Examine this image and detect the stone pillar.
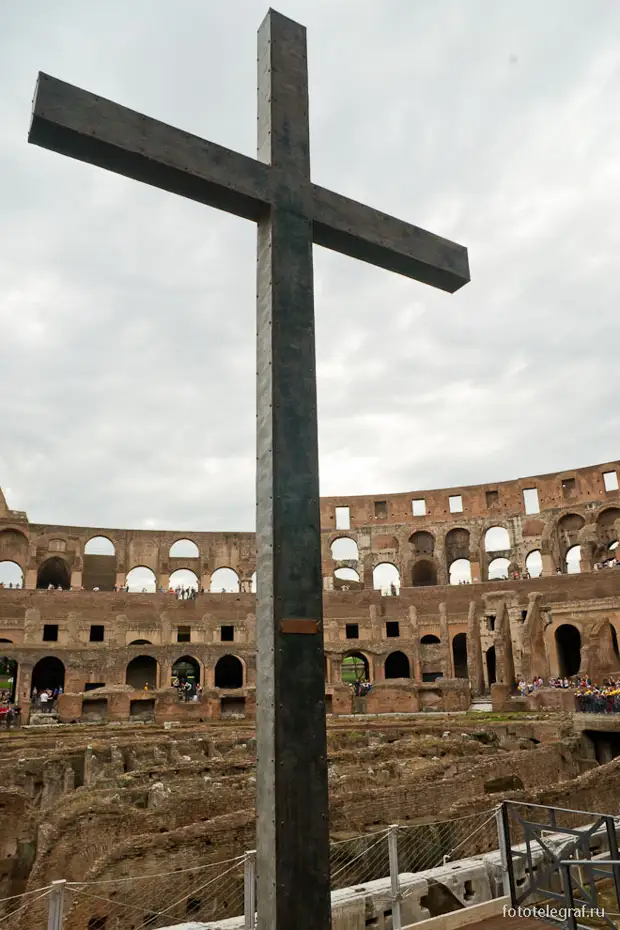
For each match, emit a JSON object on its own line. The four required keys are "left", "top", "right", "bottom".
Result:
{"left": 409, "top": 606, "right": 421, "bottom": 681}
{"left": 470, "top": 559, "right": 482, "bottom": 583}
{"left": 70, "top": 570, "right": 82, "bottom": 590}
{"left": 467, "top": 601, "right": 485, "bottom": 696}
{"left": 158, "top": 572, "right": 169, "bottom": 592}
{"left": 24, "top": 568, "right": 37, "bottom": 590}
{"left": 439, "top": 603, "right": 452, "bottom": 677}
{"left": 324, "top": 654, "right": 331, "bottom": 684}
{"left": 369, "top": 604, "right": 382, "bottom": 639}
{"left": 541, "top": 553, "right": 555, "bottom": 577}
{"left": 200, "top": 571, "right": 211, "bottom": 592}
{"left": 331, "top": 655, "right": 342, "bottom": 685}
{"left": 115, "top": 571, "right": 126, "bottom": 590}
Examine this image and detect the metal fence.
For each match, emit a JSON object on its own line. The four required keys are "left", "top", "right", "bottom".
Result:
{"left": 0, "top": 808, "right": 499, "bottom": 930}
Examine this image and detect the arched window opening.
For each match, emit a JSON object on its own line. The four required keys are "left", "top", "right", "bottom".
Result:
{"left": 341, "top": 653, "right": 369, "bottom": 684}
{"left": 486, "top": 647, "right": 496, "bottom": 688}
{"left": 555, "top": 624, "right": 581, "bottom": 677}
{"left": 0, "top": 561, "right": 24, "bottom": 588}
{"left": 0, "top": 529, "right": 28, "bottom": 567}
{"left": 129, "top": 639, "right": 152, "bottom": 645}
{"left": 420, "top": 634, "right": 440, "bottom": 644}
{"left": 172, "top": 656, "right": 200, "bottom": 688}
{"left": 385, "top": 651, "right": 410, "bottom": 679}
{"left": 449, "top": 558, "right": 471, "bottom": 585}
{"left": 36, "top": 557, "right": 70, "bottom": 590}
{"left": 409, "top": 531, "right": 435, "bottom": 557}
{"left": 251, "top": 571, "right": 257, "bottom": 594}
{"left": 411, "top": 560, "right": 437, "bottom": 587}
{"left": 83, "top": 536, "right": 117, "bottom": 590}
{"left": 557, "top": 514, "right": 585, "bottom": 562}
{"left": 484, "top": 527, "right": 510, "bottom": 552}
{"left": 84, "top": 536, "right": 116, "bottom": 556}
{"left": 334, "top": 567, "right": 360, "bottom": 588}
{"left": 169, "top": 569, "right": 199, "bottom": 592}
{"left": 488, "top": 557, "right": 510, "bottom": 581}
{"left": 169, "top": 538, "right": 200, "bottom": 559}
{"left": 372, "top": 562, "right": 400, "bottom": 595}
{"left": 210, "top": 568, "right": 240, "bottom": 593}
{"left": 526, "top": 550, "right": 543, "bottom": 578}
{"left": 597, "top": 508, "right": 620, "bottom": 546}
{"left": 611, "top": 625, "right": 620, "bottom": 661}
{"left": 214, "top": 655, "right": 244, "bottom": 689}
{"left": 330, "top": 537, "right": 359, "bottom": 561}
{"left": 126, "top": 655, "right": 158, "bottom": 690}
{"left": 0, "top": 657, "right": 17, "bottom": 702}
{"left": 126, "top": 567, "right": 156, "bottom": 593}
{"left": 452, "top": 633, "right": 468, "bottom": 678}
{"left": 32, "top": 656, "right": 65, "bottom": 694}
{"left": 565, "top": 545, "right": 581, "bottom": 574}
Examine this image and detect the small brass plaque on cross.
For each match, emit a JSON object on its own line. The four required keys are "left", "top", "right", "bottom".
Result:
{"left": 281, "top": 618, "right": 320, "bottom": 635}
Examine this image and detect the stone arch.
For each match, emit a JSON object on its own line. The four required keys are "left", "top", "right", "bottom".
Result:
{"left": 0, "top": 655, "right": 18, "bottom": 702}
{"left": 0, "top": 528, "right": 28, "bottom": 568}
{"left": 372, "top": 562, "right": 400, "bottom": 594}
{"left": 172, "top": 655, "right": 201, "bottom": 687}
{"left": 210, "top": 567, "right": 240, "bottom": 593}
{"left": 385, "top": 651, "right": 410, "bottom": 678}
{"left": 565, "top": 545, "right": 581, "bottom": 574}
{"left": 452, "top": 633, "right": 468, "bottom": 678}
{"left": 126, "top": 655, "right": 158, "bottom": 690}
{"left": 525, "top": 550, "right": 543, "bottom": 578}
{"left": 411, "top": 559, "right": 437, "bottom": 587}
{"left": 421, "top": 634, "right": 440, "bottom": 644}
{"left": 0, "top": 561, "right": 24, "bottom": 587}
{"left": 83, "top": 536, "right": 117, "bottom": 590}
{"left": 214, "top": 655, "right": 244, "bottom": 688}
{"left": 169, "top": 569, "right": 199, "bottom": 591}
{"left": 341, "top": 652, "right": 370, "bottom": 683}
{"left": 486, "top": 646, "right": 496, "bottom": 687}
{"left": 445, "top": 528, "right": 470, "bottom": 572}
{"left": 334, "top": 567, "right": 360, "bottom": 590}
{"left": 484, "top": 526, "right": 510, "bottom": 552}
{"left": 126, "top": 566, "right": 157, "bottom": 592}
{"left": 409, "top": 531, "right": 435, "bottom": 557}
{"left": 169, "top": 538, "right": 200, "bottom": 559}
{"left": 32, "top": 656, "right": 65, "bottom": 694}
{"left": 330, "top": 537, "right": 359, "bottom": 560}
{"left": 555, "top": 624, "right": 581, "bottom": 677}
{"left": 488, "top": 557, "right": 510, "bottom": 580}
{"left": 449, "top": 558, "right": 471, "bottom": 585}
{"left": 597, "top": 508, "right": 620, "bottom": 547}
{"left": 129, "top": 639, "right": 152, "bottom": 645}
{"left": 557, "top": 513, "right": 585, "bottom": 564}
{"left": 84, "top": 536, "right": 116, "bottom": 555}
{"left": 36, "top": 557, "right": 70, "bottom": 590}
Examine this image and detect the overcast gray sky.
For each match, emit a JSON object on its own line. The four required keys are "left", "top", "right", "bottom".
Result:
{"left": 1, "top": 0, "right": 619, "bottom": 532}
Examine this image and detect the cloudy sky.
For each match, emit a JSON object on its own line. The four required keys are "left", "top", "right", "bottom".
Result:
{"left": 1, "top": 0, "right": 619, "bottom": 532}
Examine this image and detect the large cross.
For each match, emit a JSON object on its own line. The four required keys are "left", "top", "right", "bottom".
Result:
{"left": 28, "top": 9, "right": 469, "bottom": 930}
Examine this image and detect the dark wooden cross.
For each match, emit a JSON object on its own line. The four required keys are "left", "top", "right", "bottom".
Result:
{"left": 28, "top": 9, "right": 469, "bottom": 929}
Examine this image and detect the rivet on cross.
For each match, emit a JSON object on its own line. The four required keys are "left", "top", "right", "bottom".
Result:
{"left": 28, "top": 9, "right": 469, "bottom": 930}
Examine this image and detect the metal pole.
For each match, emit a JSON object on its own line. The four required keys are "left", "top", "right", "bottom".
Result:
{"left": 388, "top": 825, "right": 402, "bottom": 930}
{"left": 47, "top": 879, "right": 66, "bottom": 930}
{"left": 605, "top": 817, "right": 620, "bottom": 911}
{"left": 495, "top": 805, "right": 512, "bottom": 898}
{"left": 560, "top": 863, "right": 578, "bottom": 930}
{"left": 244, "top": 849, "right": 257, "bottom": 930}
{"left": 499, "top": 802, "right": 517, "bottom": 906}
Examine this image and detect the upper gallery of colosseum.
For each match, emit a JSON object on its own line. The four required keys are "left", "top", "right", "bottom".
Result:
{"left": 0, "top": 458, "right": 619, "bottom": 593}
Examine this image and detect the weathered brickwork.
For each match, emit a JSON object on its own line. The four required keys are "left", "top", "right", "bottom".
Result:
{"left": 1, "top": 459, "right": 619, "bottom": 720}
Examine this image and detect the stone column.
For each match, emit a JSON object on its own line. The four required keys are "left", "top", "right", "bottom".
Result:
{"left": 330, "top": 655, "right": 342, "bottom": 685}
{"left": 200, "top": 571, "right": 211, "bottom": 592}
{"left": 24, "top": 568, "right": 37, "bottom": 590}
{"left": 409, "top": 606, "right": 421, "bottom": 681}
{"left": 469, "top": 559, "right": 482, "bottom": 583}
{"left": 439, "top": 603, "right": 452, "bottom": 677}
{"left": 70, "top": 570, "right": 82, "bottom": 590}
{"left": 115, "top": 571, "right": 126, "bottom": 590}
{"left": 541, "top": 553, "right": 555, "bottom": 577}
{"left": 467, "top": 601, "right": 485, "bottom": 696}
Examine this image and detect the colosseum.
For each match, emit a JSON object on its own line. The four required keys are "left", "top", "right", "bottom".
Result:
{"left": 1, "top": 457, "right": 619, "bottom": 724}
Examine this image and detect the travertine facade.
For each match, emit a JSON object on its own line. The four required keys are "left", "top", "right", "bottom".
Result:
{"left": 1, "top": 458, "right": 619, "bottom": 721}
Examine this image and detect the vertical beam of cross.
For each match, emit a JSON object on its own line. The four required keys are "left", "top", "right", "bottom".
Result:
{"left": 255, "top": 12, "right": 331, "bottom": 930}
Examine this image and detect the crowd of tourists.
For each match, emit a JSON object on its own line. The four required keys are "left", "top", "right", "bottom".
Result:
{"left": 351, "top": 680, "right": 373, "bottom": 697}
{"left": 515, "top": 675, "right": 620, "bottom": 713}
{"left": 171, "top": 676, "right": 203, "bottom": 702}
{"left": 30, "top": 686, "right": 62, "bottom": 712}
